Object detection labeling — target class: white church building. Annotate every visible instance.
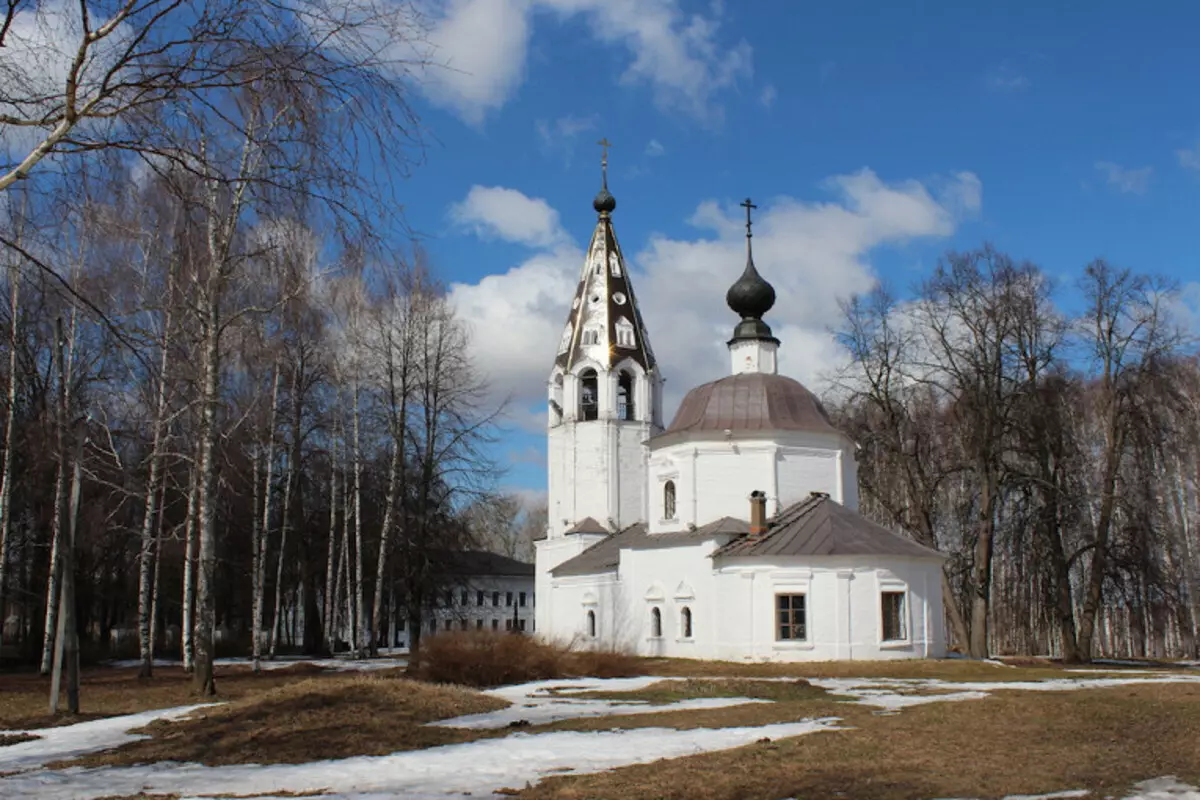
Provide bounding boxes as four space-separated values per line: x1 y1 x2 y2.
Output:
534 164 947 662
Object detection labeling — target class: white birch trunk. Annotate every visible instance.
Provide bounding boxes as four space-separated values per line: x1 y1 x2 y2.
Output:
181 461 199 672
137 305 173 678
323 425 339 654
0 261 20 631
351 379 365 656
252 366 280 671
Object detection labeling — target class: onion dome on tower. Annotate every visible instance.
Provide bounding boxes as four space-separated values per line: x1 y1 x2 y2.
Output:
726 198 779 345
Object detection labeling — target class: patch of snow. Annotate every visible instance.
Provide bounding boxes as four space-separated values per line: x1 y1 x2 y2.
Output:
0 704 217 773
811 673 1200 711
104 656 408 672
0 718 844 799
933 777 1200 800
436 676 766 729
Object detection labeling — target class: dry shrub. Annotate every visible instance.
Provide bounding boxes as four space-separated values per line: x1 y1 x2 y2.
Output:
411 632 641 688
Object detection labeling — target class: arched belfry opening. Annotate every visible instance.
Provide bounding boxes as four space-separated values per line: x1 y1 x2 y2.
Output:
578 368 599 421
617 371 635 421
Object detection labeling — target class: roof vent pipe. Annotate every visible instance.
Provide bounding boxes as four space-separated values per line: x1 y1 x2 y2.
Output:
749 490 768 536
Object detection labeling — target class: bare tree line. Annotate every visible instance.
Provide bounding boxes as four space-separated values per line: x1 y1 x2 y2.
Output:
835 246 1199 662
0 0 530 701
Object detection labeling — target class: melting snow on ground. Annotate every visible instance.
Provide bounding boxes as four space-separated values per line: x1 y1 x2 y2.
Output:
931 776 1200 799
0 715 842 799
105 655 409 672
434 675 768 729
5 670 1200 799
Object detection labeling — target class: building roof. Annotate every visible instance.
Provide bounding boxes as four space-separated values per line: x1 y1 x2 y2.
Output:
553 177 656 374
564 517 609 535
552 517 748 577
656 372 842 439
713 493 945 560
436 550 535 578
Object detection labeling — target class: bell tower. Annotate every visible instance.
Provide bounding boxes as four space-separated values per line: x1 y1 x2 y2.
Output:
544 141 663 542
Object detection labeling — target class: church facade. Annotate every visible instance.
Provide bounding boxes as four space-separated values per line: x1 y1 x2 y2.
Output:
534 169 947 662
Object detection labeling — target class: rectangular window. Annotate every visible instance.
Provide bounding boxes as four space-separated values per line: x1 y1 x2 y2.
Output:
444 619 452 631
518 619 527 632
882 591 908 641
477 590 485 607
492 591 500 607
505 619 513 631
460 590 469 606
491 619 499 631
506 592 514 607
519 591 527 607
776 594 807 641
459 619 468 631
476 619 483 629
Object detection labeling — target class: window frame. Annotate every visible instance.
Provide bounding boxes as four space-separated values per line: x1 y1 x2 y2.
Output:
649 606 663 639
880 589 910 644
662 480 677 520
775 593 808 642
679 606 693 640
586 609 597 638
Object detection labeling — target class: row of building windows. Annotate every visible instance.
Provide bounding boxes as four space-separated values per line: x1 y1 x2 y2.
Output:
429 618 529 633
440 590 530 608
585 592 909 644
776 590 908 642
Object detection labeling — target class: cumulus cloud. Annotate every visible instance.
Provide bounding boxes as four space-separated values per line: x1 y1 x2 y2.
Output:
418 0 751 123
446 170 983 432
1095 161 1152 195
449 185 570 248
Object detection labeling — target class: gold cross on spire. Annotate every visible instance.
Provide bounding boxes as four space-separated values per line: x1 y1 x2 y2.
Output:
598 137 612 184
740 197 757 238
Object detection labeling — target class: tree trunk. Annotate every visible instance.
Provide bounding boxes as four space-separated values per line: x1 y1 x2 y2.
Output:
271 363 302 658
41 310 76 676
137 307 173 679
351 379 365 657
0 261 20 639
252 366 280 671
192 307 221 697
968 468 997 659
370 441 402 655
323 431 339 654
181 459 199 672
1076 418 1125 663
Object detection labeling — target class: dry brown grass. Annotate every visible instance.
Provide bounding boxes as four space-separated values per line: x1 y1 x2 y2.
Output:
65 674 508 768
0 733 39 746
0 662 381 731
565 677 834 705
520 682 1200 800
411 632 642 688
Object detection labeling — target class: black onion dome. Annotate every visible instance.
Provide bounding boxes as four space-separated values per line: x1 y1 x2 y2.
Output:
726 258 776 320
593 187 616 214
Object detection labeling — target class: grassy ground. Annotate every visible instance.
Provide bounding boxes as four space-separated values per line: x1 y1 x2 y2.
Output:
5 656 1199 800
63 674 508 768
0 662 368 731
520 682 1200 800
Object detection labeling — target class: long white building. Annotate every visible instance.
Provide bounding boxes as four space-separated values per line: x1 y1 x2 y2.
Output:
534 166 947 662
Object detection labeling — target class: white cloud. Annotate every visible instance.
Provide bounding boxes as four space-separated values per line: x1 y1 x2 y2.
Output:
418 0 751 123
758 84 777 108
447 169 983 431
1095 161 1152 195
1176 143 1200 171
985 61 1028 92
449 185 569 248
644 139 665 157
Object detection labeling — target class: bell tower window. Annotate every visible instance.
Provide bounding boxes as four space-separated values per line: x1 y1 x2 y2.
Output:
617 371 635 421
615 317 635 348
579 369 599 421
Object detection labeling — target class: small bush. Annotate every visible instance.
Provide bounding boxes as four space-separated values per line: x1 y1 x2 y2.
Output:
410 632 642 688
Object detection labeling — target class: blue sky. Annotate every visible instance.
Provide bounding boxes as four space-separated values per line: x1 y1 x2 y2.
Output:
392 0 1200 501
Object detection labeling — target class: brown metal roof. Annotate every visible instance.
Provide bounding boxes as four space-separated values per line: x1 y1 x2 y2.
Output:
657 373 842 439
713 493 945 560
564 517 609 535
552 518 747 577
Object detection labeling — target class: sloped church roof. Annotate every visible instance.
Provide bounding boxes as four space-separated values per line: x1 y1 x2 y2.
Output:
552 494 940 577
659 372 841 438
553 158 655 373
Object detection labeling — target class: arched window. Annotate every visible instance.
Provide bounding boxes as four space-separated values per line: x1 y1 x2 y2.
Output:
617 371 635 421
581 328 600 346
614 317 635 348
663 480 677 520
579 369 598 421
680 606 692 638
586 610 596 638
650 607 662 638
